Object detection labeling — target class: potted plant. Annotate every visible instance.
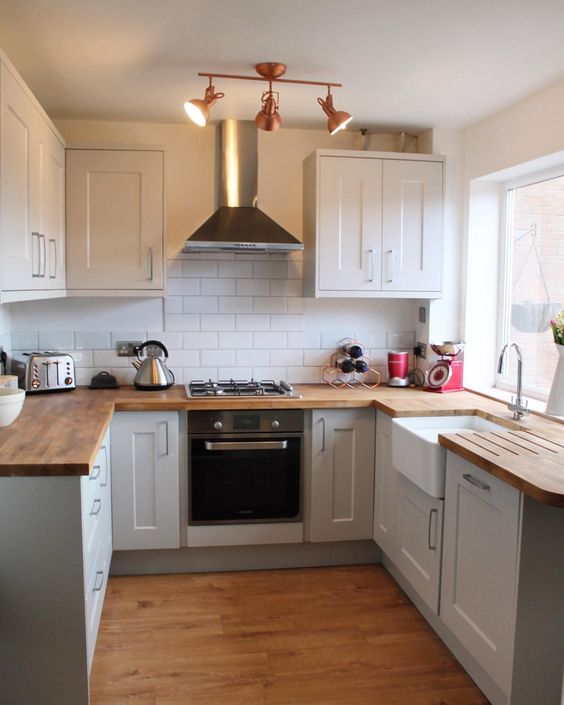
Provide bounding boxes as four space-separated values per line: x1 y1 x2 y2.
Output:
546 311 564 415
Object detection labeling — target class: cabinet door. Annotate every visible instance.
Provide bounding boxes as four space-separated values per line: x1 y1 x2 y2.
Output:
111 412 179 550
66 149 164 291
373 411 397 557
43 127 66 290
394 475 443 614
0 62 41 290
441 453 521 694
310 408 375 542
382 159 443 292
318 156 382 292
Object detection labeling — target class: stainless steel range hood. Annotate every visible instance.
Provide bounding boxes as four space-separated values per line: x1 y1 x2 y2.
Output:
184 120 303 253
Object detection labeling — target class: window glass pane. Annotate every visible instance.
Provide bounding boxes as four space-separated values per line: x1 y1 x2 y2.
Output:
507 175 564 395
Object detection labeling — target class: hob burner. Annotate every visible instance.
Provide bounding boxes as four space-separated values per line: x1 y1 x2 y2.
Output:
186 379 299 398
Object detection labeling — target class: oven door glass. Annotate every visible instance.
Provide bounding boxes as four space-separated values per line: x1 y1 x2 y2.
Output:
189 435 301 524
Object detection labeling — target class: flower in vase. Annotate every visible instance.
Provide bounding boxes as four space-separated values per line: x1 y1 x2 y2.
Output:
550 310 564 345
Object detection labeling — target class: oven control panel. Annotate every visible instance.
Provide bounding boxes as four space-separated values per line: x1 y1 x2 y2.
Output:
188 409 304 435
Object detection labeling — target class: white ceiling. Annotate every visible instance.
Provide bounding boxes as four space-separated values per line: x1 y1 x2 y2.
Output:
1 0 564 132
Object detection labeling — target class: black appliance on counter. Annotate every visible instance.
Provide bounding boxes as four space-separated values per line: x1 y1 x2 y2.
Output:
188 409 303 525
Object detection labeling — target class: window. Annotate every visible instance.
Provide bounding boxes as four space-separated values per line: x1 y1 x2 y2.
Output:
498 171 564 399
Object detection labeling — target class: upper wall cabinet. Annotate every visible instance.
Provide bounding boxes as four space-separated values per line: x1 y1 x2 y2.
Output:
0 58 66 303
303 150 444 298
66 149 164 295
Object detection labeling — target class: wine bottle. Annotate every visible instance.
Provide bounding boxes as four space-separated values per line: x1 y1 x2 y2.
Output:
336 356 355 373
354 359 369 373
340 343 363 359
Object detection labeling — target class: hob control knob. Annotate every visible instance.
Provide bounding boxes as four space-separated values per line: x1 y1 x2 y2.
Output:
213 421 223 430
271 420 280 429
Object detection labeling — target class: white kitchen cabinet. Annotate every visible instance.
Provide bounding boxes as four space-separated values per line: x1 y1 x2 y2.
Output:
394 474 443 614
441 453 521 696
373 410 397 557
0 58 66 302
66 148 164 294
309 408 375 542
303 149 444 298
0 432 111 705
111 411 180 550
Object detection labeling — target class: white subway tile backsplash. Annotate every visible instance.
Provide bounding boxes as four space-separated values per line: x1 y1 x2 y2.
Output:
182 260 218 278
165 296 183 313
287 298 305 314
286 367 321 383
218 297 253 314
270 315 304 331
146 332 184 350
111 367 137 385
387 331 416 349
165 314 200 332
11 331 38 350
252 261 287 279
167 349 200 367
183 367 218 383
236 278 270 296
76 368 97 386
201 278 236 296
253 332 287 349
201 314 236 332
167 278 200 295
320 332 351 349
75 331 111 350
252 366 286 380
218 332 253 349
270 349 303 366
183 296 218 314
167 260 183 278
183 332 218 349
236 349 269 366
218 367 252 380
270 279 303 297
287 260 303 279
93 350 130 368
38 331 75 350
368 349 389 364
287 331 321 349
253 297 287 314
200 252 235 260
66 350 93 367
354 331 388 348
110 331 147 347
218 261 253 278
235 314 270 331
303 349 334 366
202 349 236 366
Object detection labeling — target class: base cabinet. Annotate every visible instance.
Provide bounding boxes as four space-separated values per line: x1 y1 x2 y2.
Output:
394 474 443 614
111 412 180 550
441 453 521 697
373 410 397 556
309 408 375 542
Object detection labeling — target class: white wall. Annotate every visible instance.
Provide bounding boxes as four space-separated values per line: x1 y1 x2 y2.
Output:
0 306 11 352
8 120 419 385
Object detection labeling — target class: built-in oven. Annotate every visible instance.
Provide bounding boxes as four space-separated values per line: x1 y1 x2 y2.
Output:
188 409 303 525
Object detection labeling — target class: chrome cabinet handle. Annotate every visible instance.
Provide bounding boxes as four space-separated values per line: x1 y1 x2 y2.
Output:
205 440 288 451
93 571 104 592
463 473 490 491
320 417 326 452
147 246 154 281
386 249 394 283
90 464 101 481
159 421 169 456
428 508 438 550
39 234 46 278
49 238 57 278
90 498 102 516
31 232 41 277
100 446 108 487
368 249 376 282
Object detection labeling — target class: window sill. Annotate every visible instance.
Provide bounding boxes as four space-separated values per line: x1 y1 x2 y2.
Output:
467 385 564 420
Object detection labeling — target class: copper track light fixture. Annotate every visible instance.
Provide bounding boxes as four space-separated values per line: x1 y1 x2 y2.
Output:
184 63 352 134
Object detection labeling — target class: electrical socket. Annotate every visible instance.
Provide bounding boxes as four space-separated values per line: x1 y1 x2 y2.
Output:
414 342 427 359
116 341 143 357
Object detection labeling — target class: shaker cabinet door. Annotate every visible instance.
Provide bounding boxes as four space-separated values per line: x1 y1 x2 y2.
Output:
66 149 164 291
373 410 397 557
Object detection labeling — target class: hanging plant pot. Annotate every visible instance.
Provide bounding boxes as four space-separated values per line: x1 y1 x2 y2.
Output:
511 301 561 333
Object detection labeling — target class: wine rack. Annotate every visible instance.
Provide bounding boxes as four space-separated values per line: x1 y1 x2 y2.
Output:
322 337 381 389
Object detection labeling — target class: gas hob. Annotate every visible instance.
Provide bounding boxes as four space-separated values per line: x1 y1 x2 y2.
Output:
186 379 300 398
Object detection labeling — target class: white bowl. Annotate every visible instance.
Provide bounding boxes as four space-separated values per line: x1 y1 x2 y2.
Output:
0 388 26 427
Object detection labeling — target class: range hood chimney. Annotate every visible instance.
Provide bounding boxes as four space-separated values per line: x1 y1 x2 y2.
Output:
183 120 303 253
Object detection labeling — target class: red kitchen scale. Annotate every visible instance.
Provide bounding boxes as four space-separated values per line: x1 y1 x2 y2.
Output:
426 342 465 393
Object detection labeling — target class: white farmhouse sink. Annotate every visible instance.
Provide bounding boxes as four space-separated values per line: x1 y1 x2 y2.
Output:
391 415 507 498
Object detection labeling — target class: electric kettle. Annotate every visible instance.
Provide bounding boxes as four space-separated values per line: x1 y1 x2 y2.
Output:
131 340 175 390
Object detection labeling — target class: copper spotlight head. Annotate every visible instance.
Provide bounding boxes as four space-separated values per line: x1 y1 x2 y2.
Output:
317 90 353 135
184 82 224 126
256 87 281 132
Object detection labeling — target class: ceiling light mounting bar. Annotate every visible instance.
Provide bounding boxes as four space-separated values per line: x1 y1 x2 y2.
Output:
197 72 342 89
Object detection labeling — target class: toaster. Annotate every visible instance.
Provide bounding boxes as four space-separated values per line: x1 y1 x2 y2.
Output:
11 352 76 393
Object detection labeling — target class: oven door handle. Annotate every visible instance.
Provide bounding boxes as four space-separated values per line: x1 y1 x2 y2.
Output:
204 440 288 451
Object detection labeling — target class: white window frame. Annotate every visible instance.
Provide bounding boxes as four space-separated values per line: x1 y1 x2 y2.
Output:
497 165 564 401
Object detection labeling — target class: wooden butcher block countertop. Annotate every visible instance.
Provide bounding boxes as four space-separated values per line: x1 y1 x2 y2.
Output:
0 384 562 506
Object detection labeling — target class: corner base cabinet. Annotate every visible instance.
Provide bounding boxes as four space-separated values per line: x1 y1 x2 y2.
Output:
373 410 397 557
303 149 444 298
111 411 180 550
308 408 375 542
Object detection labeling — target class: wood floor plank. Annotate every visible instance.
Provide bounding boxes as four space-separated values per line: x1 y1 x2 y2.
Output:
90 565 490 705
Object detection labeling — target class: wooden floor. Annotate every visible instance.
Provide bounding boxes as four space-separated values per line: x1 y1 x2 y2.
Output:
90 565 490 705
